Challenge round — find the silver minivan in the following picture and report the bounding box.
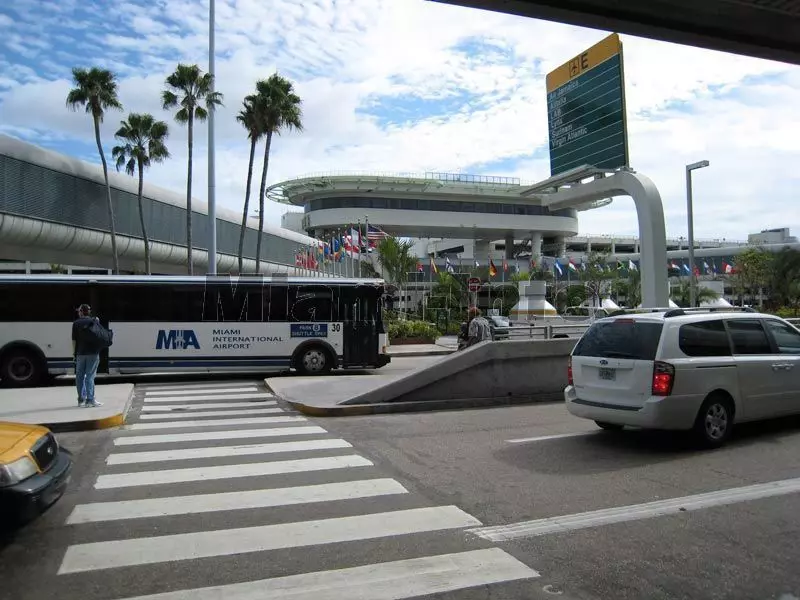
[565,308,800,447]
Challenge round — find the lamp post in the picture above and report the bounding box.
[207,0,217,275]
[686,160,710,307]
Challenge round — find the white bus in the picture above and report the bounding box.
[0,275,391,387]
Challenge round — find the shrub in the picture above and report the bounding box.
[388,319,439,341]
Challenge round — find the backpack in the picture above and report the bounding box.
[81,319,114,350]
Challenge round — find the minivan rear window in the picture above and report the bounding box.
[573,320,663,360]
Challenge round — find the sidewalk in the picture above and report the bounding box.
[387,336,457,357]
[0,384,134,432]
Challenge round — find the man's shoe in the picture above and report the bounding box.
[84,401,103,408]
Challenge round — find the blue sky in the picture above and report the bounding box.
[1,0,799,241]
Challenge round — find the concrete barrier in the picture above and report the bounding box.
[341,337,577,406]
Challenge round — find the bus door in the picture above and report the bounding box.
[89,285,110,374]
[342,288,379,367]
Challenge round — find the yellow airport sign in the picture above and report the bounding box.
[546,33,623,93]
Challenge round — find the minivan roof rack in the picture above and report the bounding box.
[608,307,672,317]
[663,306,757,318]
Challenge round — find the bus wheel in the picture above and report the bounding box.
[296,346,332,376]
[0,349,45,388]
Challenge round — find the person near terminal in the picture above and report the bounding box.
[467,307,492,347]
[71,303,111,408]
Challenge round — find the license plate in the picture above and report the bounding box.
[598,367,616,381]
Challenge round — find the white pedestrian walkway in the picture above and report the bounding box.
[59,380,539,598]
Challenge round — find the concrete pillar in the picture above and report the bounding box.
[586,241,592,253]
[529,232,542,262]
[556,236,567,257]
[611,241,616,254]
[504,234,514,260]
[474,239,490,263]
[25,260,31,274]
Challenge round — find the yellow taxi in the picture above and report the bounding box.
[0,422,73,524]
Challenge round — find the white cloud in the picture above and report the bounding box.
[0,0,799,245]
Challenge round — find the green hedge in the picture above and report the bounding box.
[388,320,440,340]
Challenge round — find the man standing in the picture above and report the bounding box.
[72,304,103,408]
[467,307,492,347]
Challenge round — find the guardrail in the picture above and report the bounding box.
[498,323,590,341]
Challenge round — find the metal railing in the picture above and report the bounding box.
[278,171,535,187]
[498,322,590,340]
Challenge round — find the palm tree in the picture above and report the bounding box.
[235,98,262,273]
[66,67,123,274]
[162,64,223,275]
[375,237,417,287]
[111,113,170,275]
[250,74,303,272]
[671,280,720,308]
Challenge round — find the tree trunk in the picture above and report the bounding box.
[238,137,257,273]
[186,114,194,276]
[94,116,119,274]
[255,131,273,274]
[137,159,150,275]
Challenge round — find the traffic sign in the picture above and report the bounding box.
[467,277,481,292]
[546,33,629,176]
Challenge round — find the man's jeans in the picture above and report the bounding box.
[75,354,100,404]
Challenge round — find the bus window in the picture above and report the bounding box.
[0,283,86,321]
[202,281,262,322]
[291,285,337,322]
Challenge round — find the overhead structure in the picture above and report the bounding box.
[431,0,800,66]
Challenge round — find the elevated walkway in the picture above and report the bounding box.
[268,338,575,416]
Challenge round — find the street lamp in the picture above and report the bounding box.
[207,0,217,275]
[686,160,710,307]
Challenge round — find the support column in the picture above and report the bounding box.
[556,236,567,258]
[539,171,669,308]
[504,234,514,260]
[529,232,542,265]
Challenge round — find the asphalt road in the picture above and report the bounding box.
[3,379,800,599]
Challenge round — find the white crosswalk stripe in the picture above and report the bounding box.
[106,438,353,465]
[142,392,274,403]
[116,549,538,600]
[58,380,539,597]
[139,407,285,420]
[124,416,305,430]
[142,401,278,412]
[145,386,260,396]
[113,426,327,446]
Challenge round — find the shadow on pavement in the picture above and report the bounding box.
[496,415,800,476]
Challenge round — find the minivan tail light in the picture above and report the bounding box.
[567,356,573,386]
[652,361,675,396]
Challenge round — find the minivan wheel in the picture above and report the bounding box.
[595,421,624,431]
[693,395,734,448]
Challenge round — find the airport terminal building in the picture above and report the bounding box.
[0,135,320,275]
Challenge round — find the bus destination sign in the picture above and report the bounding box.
[546,33,629,176]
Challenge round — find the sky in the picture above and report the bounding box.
[1,0,799,243]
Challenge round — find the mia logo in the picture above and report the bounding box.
[156,329,201,350]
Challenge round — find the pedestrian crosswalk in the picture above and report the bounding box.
[59,380,539,598]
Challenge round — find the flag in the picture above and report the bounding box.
[722,261,734,274]
[430,257,438,274]
[669,261,679,270]
[367,225,390,242]
[568,259,578,272]
[628,260,637,271]
[530,258,536,269]
[554,261,563,277]
[503,259,508,272]
[474,259,480,268]
[693,265,701,277]
[417,262,423,273]
[711,259,718,274]
[581,258,587,271]
[703,261,711,274]
[682,263,691,275]
[446,257,455,273]
[489,260,497,277]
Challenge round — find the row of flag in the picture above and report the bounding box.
[414,254,739,279]
[293,224,390,269]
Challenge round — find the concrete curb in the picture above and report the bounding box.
[44,387,135,433]
[284,393,564,417]
[387,348,455,357]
